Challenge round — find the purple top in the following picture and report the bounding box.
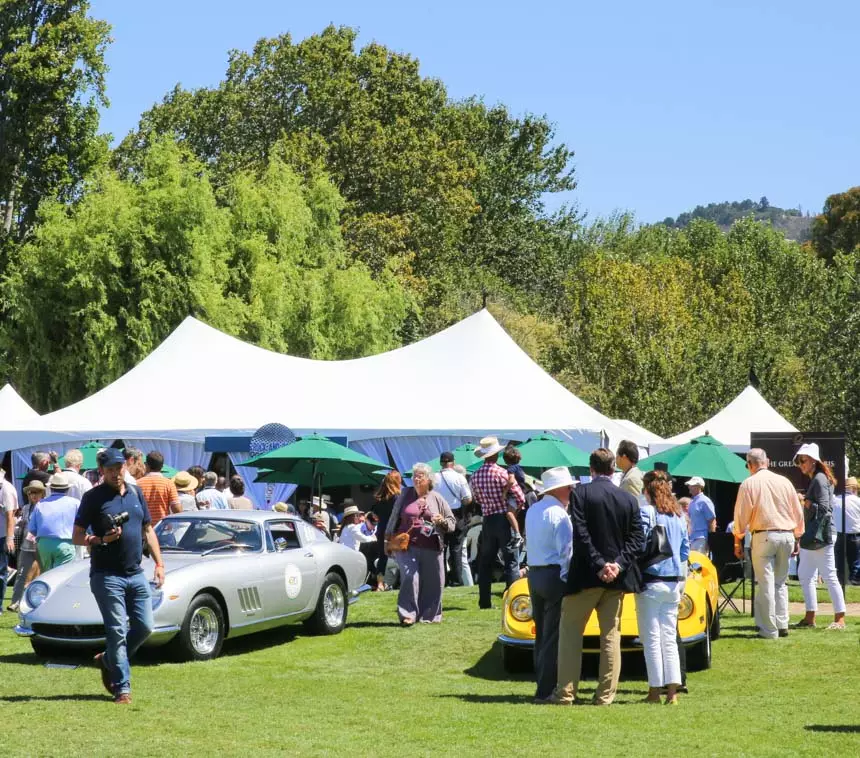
[398,496,441,551]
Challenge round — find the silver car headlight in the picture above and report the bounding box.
[25,581,50,610]
[150,584,164,612]
[510,595,533,622]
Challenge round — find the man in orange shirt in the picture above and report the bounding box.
[732,447,804,639]
[136,451,181,526]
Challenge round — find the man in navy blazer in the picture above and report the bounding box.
[552,448,644,706]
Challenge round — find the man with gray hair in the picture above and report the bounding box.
[123,448,145,485]
[195,472,231,510]
[22,451,51,491]
[61,449,93,501]
[732,448,804,639]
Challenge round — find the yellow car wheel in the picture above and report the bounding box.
[687,604,713,671]
[502,645,532,673]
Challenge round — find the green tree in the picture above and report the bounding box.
[1,137,406,410]
[0,1,111,240]
[811,186,860,262]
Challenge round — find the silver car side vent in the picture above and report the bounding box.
[238,586,262,613]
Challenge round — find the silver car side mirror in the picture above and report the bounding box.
[274,537,288,553]
[689,562,702,573]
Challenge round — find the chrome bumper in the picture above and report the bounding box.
[498,634,534,648]
[15,618,180,647]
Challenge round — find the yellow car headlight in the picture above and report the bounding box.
[677,593,694,620]
[510,595,533,622]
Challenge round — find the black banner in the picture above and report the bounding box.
[749,431,846,494]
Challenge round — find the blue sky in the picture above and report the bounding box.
[90,0,860,223]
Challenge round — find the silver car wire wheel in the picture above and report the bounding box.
[323,582,345,628]
[189,606,220,655]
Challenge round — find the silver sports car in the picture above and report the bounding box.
[15,511,370,660]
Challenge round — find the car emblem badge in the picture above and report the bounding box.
[73,602,80,608]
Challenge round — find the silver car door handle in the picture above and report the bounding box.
[304,552,313,558]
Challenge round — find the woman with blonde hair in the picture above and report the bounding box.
[373,470,402,591]
[794,444,845,629]
[637,470,690,705]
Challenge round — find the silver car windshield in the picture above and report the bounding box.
[155,518,263,554]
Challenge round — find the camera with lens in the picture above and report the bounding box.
[103,511,130,531]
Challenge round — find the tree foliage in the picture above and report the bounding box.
[1,137,407,409]
[811,186,860,262]
[0,0,110,240]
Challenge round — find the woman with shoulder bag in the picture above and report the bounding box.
[384,462,456,625]
[636,470,690,705]
[794,444,845,630]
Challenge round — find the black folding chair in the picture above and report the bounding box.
[708,532,746,614]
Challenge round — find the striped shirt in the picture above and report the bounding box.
[471,461,525,517]
[137,472,181,525]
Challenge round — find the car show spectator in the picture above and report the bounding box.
[60,449,94,501]
[27,472,80,570]
[616,440,644,497]
[470,436,524,609]
[525,466,574,704]
[637,470,690,705]
[8,480,45,611]
[228,475,253,510]
[793,444,846,630]
[385,462,455,625]
[373,470,402,590]
[834,476,860,585]
[433,452,473,587]
[196,471,231,510]
[686,476,716,553]
[173,471,199,512]
[137,451,182,526]
[22,451,51,491]
[1,467,20,612]
[553,448,644,706]
[732,448,804,639]
[123,447,145,484]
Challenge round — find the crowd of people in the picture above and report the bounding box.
[2,435,856,707]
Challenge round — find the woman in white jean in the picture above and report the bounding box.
[793,444,846,630]
[636,470,690,705]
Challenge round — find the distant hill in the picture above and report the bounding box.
[661,197,813,241]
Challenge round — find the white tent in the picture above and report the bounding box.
[0,383,39,426]
[612,419,665,446]
[0,310,647,478]
[649,385,797,454]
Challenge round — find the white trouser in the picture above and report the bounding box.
[459,539,473,587]
[690,537,709,554]
[751,531,794,637]
[798,545,846,614]
[635,582,682,688]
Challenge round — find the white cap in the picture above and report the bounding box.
[685,476,705,488]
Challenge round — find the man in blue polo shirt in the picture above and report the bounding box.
[687,476,716,553]
[73,448,165,704]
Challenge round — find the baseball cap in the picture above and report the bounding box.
[97,448,125,467]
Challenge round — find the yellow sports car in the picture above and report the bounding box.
[499,551,720,672]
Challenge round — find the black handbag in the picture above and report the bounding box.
[639,523,673,569]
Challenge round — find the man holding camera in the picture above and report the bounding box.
[72,448,165,704]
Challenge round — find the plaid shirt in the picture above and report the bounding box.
[471,461,525,517]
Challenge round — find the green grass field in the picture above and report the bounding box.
[1,583,858,757]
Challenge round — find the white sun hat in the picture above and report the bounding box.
[793,443,821,464]
[540,466,575,493]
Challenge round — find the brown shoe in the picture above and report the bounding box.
[94,653,114,696]
[113,692,132,705]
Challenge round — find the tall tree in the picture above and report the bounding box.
[0,1,111,241]
[811,186,860,262]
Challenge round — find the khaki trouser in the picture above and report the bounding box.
[555,587,624,705]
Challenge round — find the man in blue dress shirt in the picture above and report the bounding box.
[686,476,716,553]
[525,467,574,704]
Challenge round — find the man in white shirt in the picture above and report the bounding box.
[195,471,231,510]
[61,448,93,501]
[525,466,574,704]
[433,452,473,587]
[1,470,19,613]
[834,476,860,585]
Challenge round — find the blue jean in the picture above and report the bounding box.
[90,572,153,694]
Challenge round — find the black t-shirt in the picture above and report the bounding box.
[22,468,51,490]
[75,482,151,576]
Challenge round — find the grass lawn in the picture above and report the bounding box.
[1,584,859,757]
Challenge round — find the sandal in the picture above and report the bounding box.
[793,619,816,628]
[826,622,846,631]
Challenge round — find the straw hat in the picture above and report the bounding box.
[846,476,858,490]
[48,472,71,491]
[474,436,504,460]
[540,466,575,493]
[343,505,360,518]
[173,471,198,493]
[24,480,47,495]
[685,476,705,488]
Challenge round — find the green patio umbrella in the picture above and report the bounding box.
[467,434,591,475]
[58,441,109,471]
[638,434,749,484]
[241,434,390,502]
